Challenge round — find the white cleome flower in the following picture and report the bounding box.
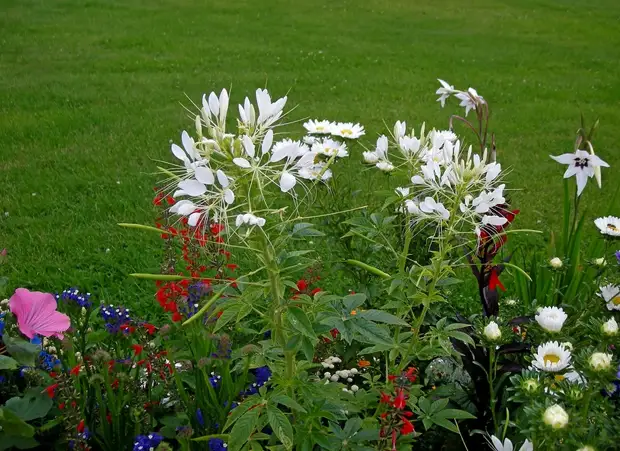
[376,161,395,172]
[543,404,569,429]
[602,317,618,335]
[483,321,501,341]
[535,307,567,332]
[235,213,266,228]
[489,436,533,451]
[550,149,609,196]
[532,341,571,372]
[589,352,612,371]
[303,119,334,134]
[598,284,620,311]
[362,151,379,164]
[594,216,620,237]
[331,122,365,139]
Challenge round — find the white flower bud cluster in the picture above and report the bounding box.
[319,356,360,393]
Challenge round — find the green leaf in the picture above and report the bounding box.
[214,303,242,332]
[223,399,254,431]
[430,416,458,433]
[229,405,261,450]
[0,355,19,370]
[446,330,475,346]
[0,408,35,438]
[5,389,53,421]
[358,309,409,326]
[300,336,315,361]
[267,405,294,450]
[292,223,324,237]
[0,434,38,450]
[349,319,392,345]
[429,398,449,414]
[2,335,41,367]
[286,307,315,340]
[342,293,367,312]
[434,409,476,420]
[270,394,307,413]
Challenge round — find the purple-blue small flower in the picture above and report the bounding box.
[133,432,163,451]
[209,438,228,451]
[243,366,272,395]
[100,304,131,334]
[196,408,205,427]
[615,250,620,265]
[56,288,92,309]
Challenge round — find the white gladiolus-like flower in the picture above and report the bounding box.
[331,122,365,139]
[483,321,501,341]
[550,149,609,196]
[589,352,612,371]
[435,79,456,107]
[549,257,563,269]
[454,87,485,116]
[598,284,620,311]
[594,216,620,237]
[235,213,266,228]
[532,341,571,372]
[602,317,618,335]
[303,119,334,134]
[543,404,569,429]
[489,436,533,451]
[535,307,567,332]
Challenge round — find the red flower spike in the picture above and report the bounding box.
[296,279,308,292]
[310,288,322,296]
[400,417,415,435]
[143,324,156,335]
[172,312,183,322]
[77,420,85,433]
[330,328,339,339]
[49,371,57,378]
[392,389,407,410]
[70,365,81,376]
[380,392,392,404]
[45,384,59,398]
[59,403,65,410]
[404,367,417,383]
[132,344,144,356]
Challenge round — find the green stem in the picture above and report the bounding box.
[488,346,498,432]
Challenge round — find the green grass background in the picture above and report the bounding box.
[2,0,620,308]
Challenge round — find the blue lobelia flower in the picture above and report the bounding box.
[208,438,228,451]
[243,366,272,396]
[56,288,92,309]
[132,432,163,451]
[99,304,132,334]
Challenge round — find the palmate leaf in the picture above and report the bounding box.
[228,404,262,450]
[358,309,409,326]
[286,307,316,341]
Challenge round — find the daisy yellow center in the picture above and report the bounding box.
[554,374,565,382]
[341,129,353,135]
[612,296,620,306]
[544,353,561,365]
[607,223,618,232]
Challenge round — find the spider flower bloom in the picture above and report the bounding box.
[9,289,70,339]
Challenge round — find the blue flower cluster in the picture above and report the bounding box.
[0,312,5,336]
[243,366,272,396]
[208,438,228,451]
[209,372,222,388]
[30,337,61,372]
[68,427,91,449]
[132,432,163,451]
[100,304,131,334]
[56,288,92,308]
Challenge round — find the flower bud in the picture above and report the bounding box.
[589,352,612,371]
[594,257,606,267]
[549,257,563,269]
[522,378,539,393]
[543,404,569,429]
[483,321,501,341]
[602,317,618,335]
[351,384,359,392]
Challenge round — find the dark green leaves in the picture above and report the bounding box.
[2,335,41,367]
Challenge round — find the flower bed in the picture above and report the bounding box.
[0,81,619,451]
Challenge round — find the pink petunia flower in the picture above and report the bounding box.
[9,288,70,339]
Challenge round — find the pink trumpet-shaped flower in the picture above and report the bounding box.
[9,288,70,339]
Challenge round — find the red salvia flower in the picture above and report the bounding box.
[380,392,392,404]
[70,364,81,376]
[392,389,407,410]
[400,417,415,435]
[45,384,59,398]
[143,323,156,335]
[132,344,144,356]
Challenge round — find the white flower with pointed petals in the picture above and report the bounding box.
[489,435,533,451]
[395,187,410,197]
[312,138,348,158]
[255,88,287,127]
[297,163,332,181]
[454,88,485,116]
[398,136,421,156]
[436,79,455,107]
[279,171,296,192]
[363,151,379,164]
[532,341,571,372]
[376,161,395,172]
[598,284,620,311]
[393,120,407,138]
[303,119,334,134]
[201,89,229,127]
[550,149,609,196]
[535,307,567,332]
[594,216,620,237]
[331,122,365,139]
[419,197,450,220]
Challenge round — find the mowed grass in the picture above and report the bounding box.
[1,0,620,310]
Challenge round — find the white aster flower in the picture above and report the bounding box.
[331,122,365,139]
[532,341,571,372]
[312,138,348,158]
[235,213,266,228]
[598,284,620,311]
[436,79,455,107]
[589,352,612,371]
[594,216,620,237]
[549,257,563,269]
[535,307,567,332]
[602,317,618,335]
[303,119,334,134]
[550,149,609,196]
[483,321,501,341]
[398,135,422,156]
[543,404,568,429]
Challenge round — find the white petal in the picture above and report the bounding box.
[589,154,609,168]
[223,189,234,204]
[575,170,588,196]
[171,144,189,162]
[181,130,196,159]
[194,166,214,185]
[482,215,508,226]
[188,212,201,227]
[242,135,255,158]
[202,94,211,118]
[490,436,504,451]
[262,129,273,155]
[233,158,251,168]
[563,165,579,178]
[216,169,229,188]
[270,143,295,162]
[280,171,296,192]
[177,201,196,216]
[256,217,266,227]
[550,153,576,165]
[218,89,229,123]
[238,104,247,122]
[208,92,220,117]
[178,180,206,196]
[235,215,244,227]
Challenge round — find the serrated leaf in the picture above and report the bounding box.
[270,394,307,413]
[229,405,261,450]
[286,307,315,340]
[359,309,409,326]
[214,303,242,332]
[342,293,366,311]
[223,400,254,431]
[267,405,293,450]
[349,319,392,345]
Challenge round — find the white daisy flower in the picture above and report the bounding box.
[532,341,571,372]
[598,284,620,311]
[312,138,348,158]
[331,122,365,139]
[594,216,620,237]
[550,149,609,196]
[303,119,334,135]
[589,352,612,371]
[535,306,568,332]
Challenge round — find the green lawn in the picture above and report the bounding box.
[2,0,620,308]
